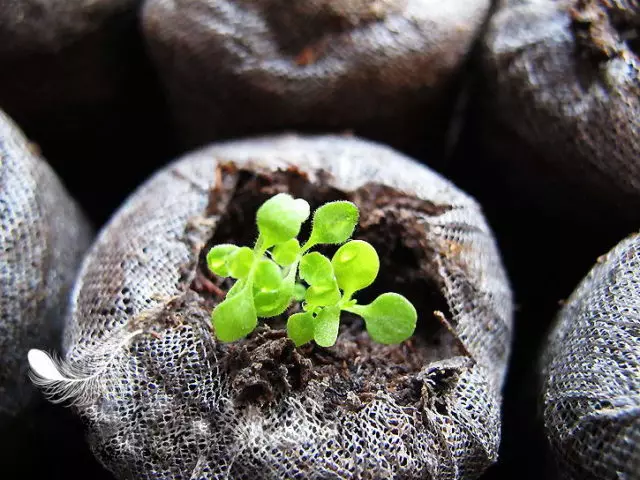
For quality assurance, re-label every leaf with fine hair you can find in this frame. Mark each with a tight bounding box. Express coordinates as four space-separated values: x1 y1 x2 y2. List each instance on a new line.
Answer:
299 252 334 285
212 286 257 342
332 240 380 295
206 244 239 277
272 238 301 266
287 311 315 346
308 201 359 246
306 282 341 308
313 306 341 347
253 258 289 316
228 247 254 279
257 193 310 247
348 293 417 344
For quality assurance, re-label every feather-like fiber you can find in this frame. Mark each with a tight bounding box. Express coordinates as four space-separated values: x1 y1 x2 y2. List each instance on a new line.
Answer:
28 329 143 407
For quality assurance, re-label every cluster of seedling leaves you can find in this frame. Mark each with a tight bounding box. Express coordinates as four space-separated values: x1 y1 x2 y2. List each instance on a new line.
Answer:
206 194 417 347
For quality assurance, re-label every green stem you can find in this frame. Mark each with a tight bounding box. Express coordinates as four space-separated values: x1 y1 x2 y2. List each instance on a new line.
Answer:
300 238 316 254
337 289 355 309
246 234 268 290
342 303 365 316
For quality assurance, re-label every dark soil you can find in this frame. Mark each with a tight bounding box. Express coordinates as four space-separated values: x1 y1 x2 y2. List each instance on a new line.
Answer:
190 163 469 410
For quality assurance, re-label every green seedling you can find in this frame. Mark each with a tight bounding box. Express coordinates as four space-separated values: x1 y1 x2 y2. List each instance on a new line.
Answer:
206 193 417 346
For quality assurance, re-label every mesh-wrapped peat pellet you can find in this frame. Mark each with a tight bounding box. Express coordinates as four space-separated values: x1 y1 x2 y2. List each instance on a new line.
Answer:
0 110 92 420
142 0 491 154
541 233 640 479
0 0 139 118
481 0 640 224
34 135 512 479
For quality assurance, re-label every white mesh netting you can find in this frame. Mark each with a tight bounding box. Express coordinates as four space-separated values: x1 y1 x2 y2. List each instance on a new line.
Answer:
48 135 512 479
0 109 91 419
482 0 640 223
541 233 640 479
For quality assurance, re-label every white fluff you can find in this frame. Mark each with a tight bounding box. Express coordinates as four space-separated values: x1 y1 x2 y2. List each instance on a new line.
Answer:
28 329 143 407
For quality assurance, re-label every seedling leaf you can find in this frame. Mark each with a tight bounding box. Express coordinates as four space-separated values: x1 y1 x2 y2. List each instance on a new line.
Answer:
228 247 254 279
273 239 301 266
206 244 239 277
254 259 283 291
299 252 334 285
287 311 315 346
293 283 307 301
306 282 341 308
257 193 310 247
308 201 359 245
212 287 257 342
332 240 380 294
351 293 417 344
313 306 341 347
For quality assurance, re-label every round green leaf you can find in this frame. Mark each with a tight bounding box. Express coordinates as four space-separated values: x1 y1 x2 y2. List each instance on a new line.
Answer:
206 244 239 277
332 240 380 294
272 238 301 266
212 286 257 342
287 311 315 346
305 281 341 308
299 252 334 285
256 193 310 247
253 289 291 317
313 306 341 347
309 201 359 245
253 259 290 317
228 247 254 279
355 293 417 345
254 259 283 290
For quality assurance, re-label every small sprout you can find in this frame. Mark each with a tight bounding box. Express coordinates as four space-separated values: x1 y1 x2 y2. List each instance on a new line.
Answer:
206 195 418 347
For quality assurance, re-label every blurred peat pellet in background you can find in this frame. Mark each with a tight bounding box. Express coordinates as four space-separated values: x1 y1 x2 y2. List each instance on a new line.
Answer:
142 0 492 160
479 0 639 229
0 0 177 225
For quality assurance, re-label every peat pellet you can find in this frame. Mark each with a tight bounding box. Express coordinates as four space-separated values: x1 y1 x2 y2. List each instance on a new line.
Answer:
541 232 640 480
0 0 140 127
480 0 640 225
36 135 512 479
0 0 176 224
141 0 492 156
0 109 92 422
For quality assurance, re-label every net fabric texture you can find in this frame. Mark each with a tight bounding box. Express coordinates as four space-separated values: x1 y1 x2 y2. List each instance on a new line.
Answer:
141 0 491 153
541 233 640 479
59 135 512 479
481 0 640 224
0 109 91 419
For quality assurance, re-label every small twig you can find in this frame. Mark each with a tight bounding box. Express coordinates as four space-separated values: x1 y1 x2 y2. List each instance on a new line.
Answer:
433 310 476 363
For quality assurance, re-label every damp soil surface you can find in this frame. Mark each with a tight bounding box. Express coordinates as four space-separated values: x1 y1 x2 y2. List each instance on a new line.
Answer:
190 163 469 410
